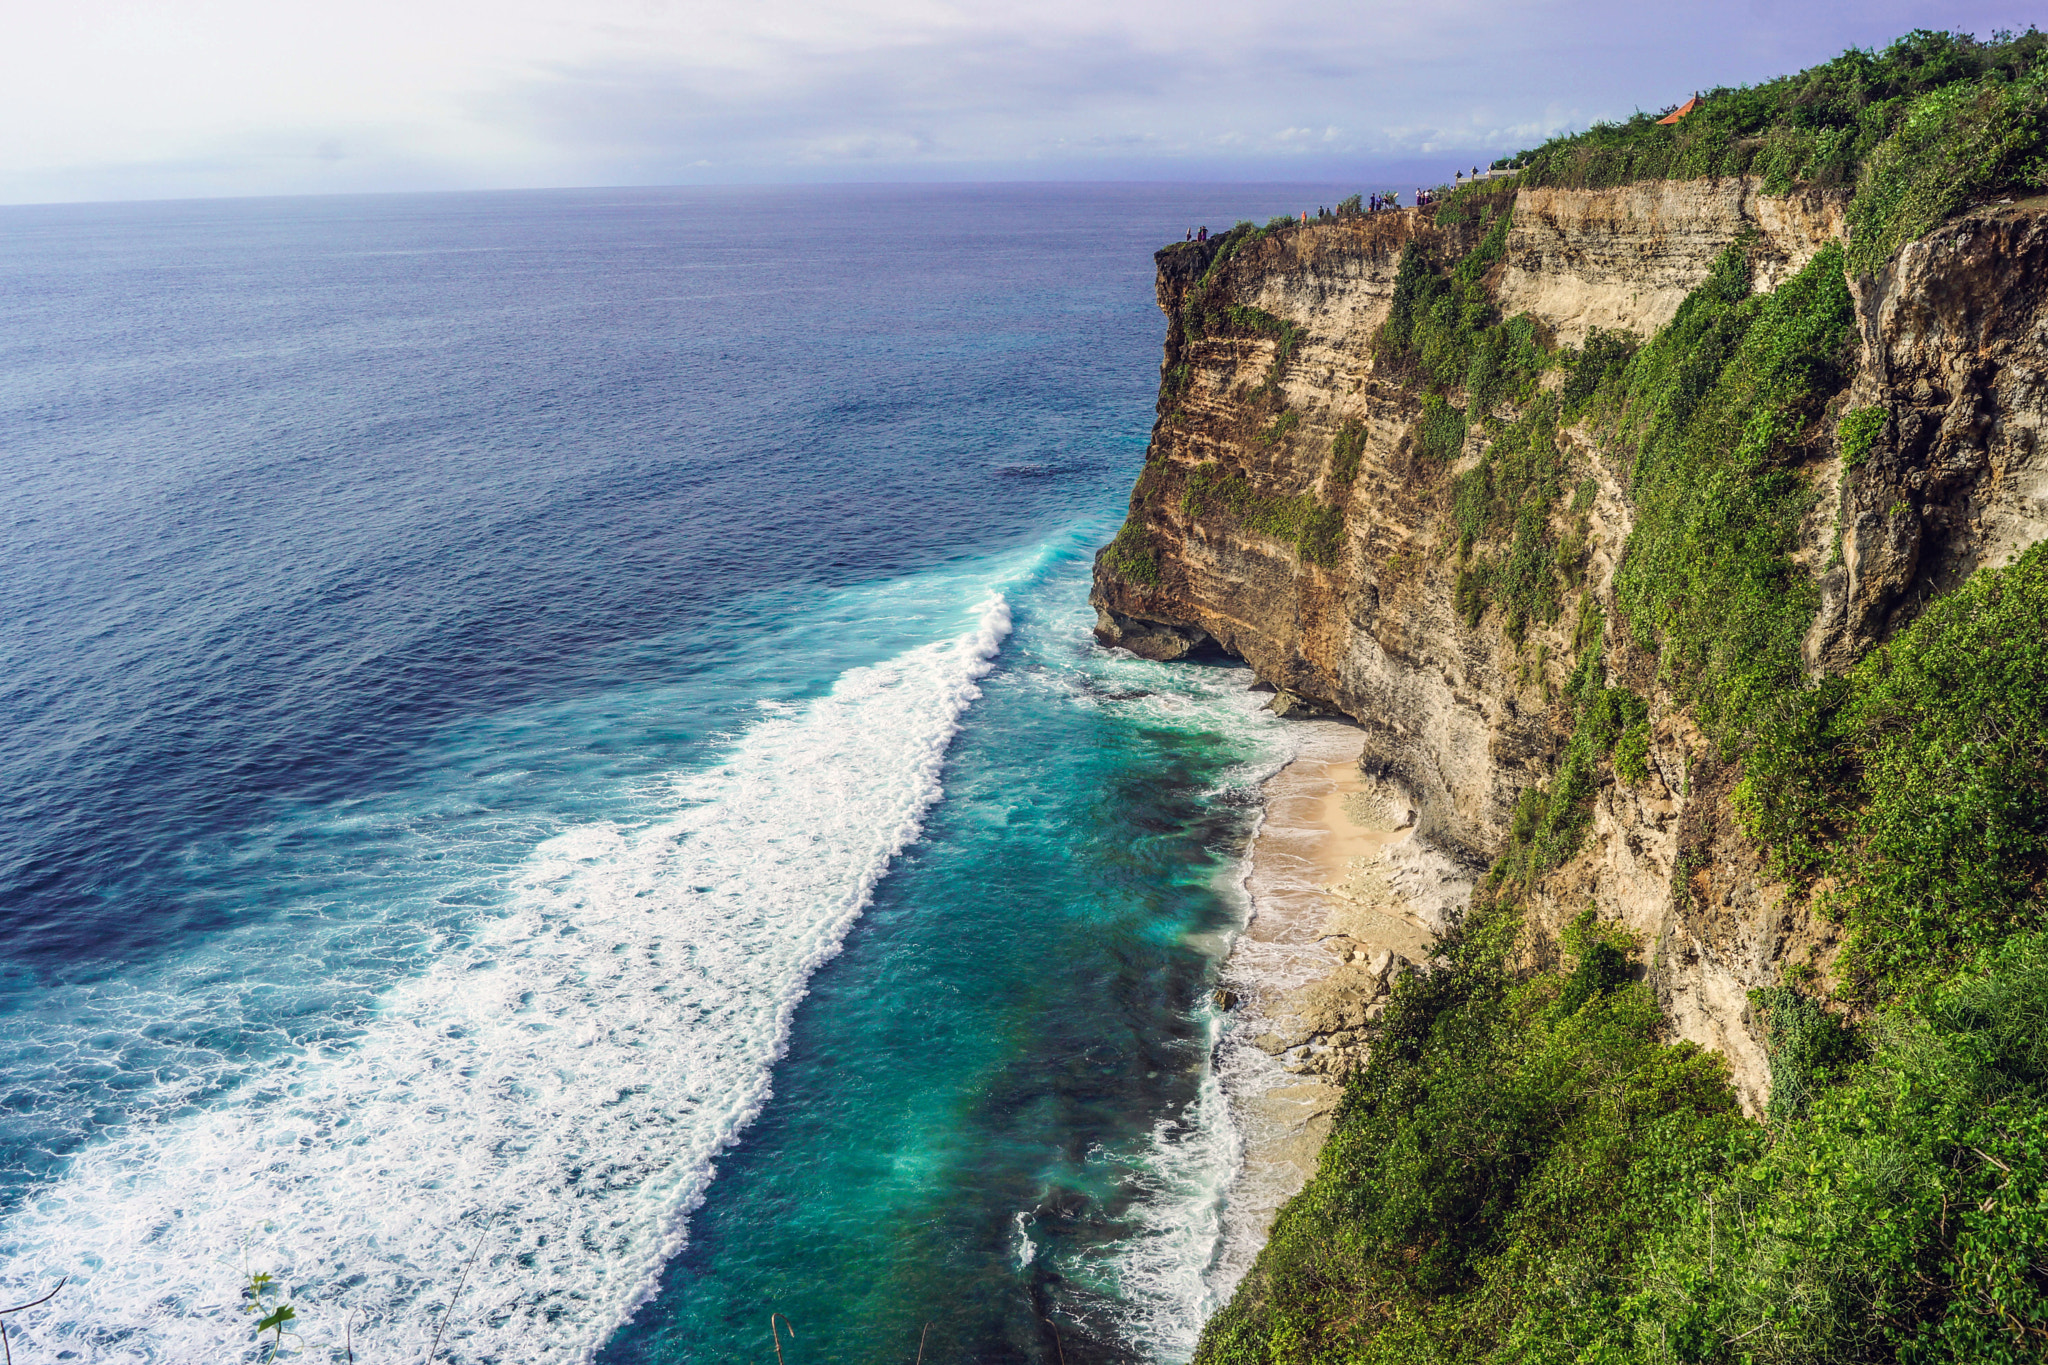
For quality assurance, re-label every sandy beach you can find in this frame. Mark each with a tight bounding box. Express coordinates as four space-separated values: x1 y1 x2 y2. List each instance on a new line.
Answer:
1205 721 1472 1299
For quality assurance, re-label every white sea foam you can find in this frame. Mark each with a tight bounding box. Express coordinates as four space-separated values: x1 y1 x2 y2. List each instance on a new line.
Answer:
1062 661 1299 1364
1093 1061 1240 1363
0 595 1012 1364
1012 1210 1037 1268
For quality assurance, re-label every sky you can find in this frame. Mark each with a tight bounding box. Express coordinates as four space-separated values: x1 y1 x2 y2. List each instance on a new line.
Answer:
1 1 2039 204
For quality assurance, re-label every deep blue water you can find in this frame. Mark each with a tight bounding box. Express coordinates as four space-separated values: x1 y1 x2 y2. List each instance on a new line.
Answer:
0 183 1349 1363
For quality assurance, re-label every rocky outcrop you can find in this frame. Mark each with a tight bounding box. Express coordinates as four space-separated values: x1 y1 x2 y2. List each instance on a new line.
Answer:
1809 194 2048 669
1092 608 1213 661
1093 182 2048 1111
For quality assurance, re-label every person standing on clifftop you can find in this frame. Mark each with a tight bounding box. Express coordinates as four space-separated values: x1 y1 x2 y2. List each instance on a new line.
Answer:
1198 226 1208 242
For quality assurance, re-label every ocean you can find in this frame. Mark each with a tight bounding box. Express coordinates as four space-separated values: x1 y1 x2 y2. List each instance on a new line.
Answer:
0 182 1351 1363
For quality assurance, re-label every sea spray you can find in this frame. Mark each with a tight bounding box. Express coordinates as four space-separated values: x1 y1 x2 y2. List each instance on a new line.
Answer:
0 597 1012 1364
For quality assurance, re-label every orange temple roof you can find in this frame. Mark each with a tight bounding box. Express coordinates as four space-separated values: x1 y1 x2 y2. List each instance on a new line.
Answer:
1656 96 1702 125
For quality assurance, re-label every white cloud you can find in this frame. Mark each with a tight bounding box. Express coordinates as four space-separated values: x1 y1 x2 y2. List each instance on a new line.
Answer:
1 0 2041 202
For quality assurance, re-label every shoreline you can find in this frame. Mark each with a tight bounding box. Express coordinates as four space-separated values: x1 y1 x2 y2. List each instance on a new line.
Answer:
1205 722 1474 1300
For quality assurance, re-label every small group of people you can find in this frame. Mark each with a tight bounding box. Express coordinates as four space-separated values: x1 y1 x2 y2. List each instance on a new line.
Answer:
1179 166 1520 241
1180 185 1445 243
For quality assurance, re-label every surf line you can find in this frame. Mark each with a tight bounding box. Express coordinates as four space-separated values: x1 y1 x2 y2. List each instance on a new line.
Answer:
0 594 1014 1365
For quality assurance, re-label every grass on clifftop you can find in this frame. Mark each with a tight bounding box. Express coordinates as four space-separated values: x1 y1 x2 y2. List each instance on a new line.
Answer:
1498 28 2048 273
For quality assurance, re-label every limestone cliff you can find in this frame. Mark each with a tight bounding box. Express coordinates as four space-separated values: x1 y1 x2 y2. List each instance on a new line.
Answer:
1092 180 2048 1111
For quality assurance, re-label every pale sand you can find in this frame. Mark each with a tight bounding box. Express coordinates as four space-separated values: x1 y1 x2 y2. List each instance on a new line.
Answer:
1205 722 1444 1301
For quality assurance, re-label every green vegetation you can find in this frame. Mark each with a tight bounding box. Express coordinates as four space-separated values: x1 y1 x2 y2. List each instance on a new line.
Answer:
1736 542 2048 998
1162 362 1194 417
1562 329 1638 417
242 1271 298 1363
1838 404 1888 468
1329 420 1368 485
1449 395 1568 640
1192 35 2048 1363
1604 239 1857 748
1429 177 1521 229
1483 622 1649 895
1198 906 1748 1365
1504 29 2048 273
1181 461 1345 568
1177 225 1263 341
1181 288 1306 404
1601 938 2048 1364
1414 395 1467 463
1223 305 1306 401
1378 204 1569 640
1261 409 1301 446
1104 520 1160 585
1379 210 1543 413
1199 922 2048 1364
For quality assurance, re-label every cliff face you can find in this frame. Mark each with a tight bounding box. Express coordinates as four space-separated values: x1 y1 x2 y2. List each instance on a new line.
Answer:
1093 181 2048 1110
1813 199 2048 667
1500 180 1844 344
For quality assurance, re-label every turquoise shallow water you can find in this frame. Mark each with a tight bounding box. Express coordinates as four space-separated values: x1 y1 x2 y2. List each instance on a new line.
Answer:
601 539 1290 1365
0 182 1348 1362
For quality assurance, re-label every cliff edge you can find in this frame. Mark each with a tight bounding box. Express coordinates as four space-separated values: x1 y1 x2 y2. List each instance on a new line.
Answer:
1094 181 2048 1113
1102 32 2048 1361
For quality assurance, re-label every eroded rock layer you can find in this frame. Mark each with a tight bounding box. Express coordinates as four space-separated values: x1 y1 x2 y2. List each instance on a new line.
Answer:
1093 181 2048 1110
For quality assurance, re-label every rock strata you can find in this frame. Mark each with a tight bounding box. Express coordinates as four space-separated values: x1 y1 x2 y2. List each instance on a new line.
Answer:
1096 181 2048 1114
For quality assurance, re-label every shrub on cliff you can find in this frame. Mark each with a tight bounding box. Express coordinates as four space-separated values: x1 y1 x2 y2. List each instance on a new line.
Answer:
1178 461 1345 568
1506 29 2048 275
1737 540 2048 998
1481 619 1650 894
1561 328 1638 418
1195 907 1748 1365
1580 933 2048 1363
1103 521 1160 585
1377 212 1535 405
1606 238 1857 748
1196 910 2048 1365
1449 393 1568 638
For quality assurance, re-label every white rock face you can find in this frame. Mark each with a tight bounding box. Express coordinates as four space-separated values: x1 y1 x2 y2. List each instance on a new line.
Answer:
1499 179 1847 345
